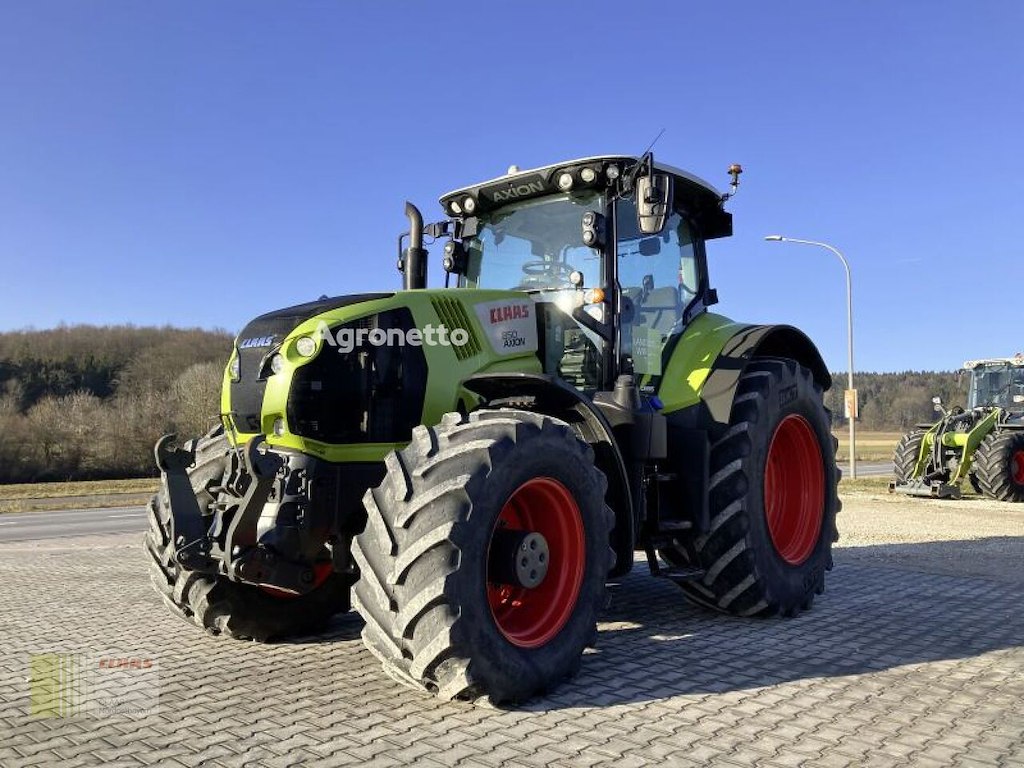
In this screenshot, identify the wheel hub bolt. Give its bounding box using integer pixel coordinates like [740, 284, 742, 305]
[514, 532, 549, 588]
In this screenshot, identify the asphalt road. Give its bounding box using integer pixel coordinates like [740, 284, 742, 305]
[846, 460, 890, 477]
[0, 461, 893, 543]
[0, 505, 146, 542]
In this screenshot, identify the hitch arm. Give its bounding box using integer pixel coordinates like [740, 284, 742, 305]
[155, 434, 219, 571]
[224, 436, 284, 582]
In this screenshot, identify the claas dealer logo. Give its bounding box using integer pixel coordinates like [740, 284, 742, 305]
[98, 658, 154, 669]
[487, 303, 530, 324]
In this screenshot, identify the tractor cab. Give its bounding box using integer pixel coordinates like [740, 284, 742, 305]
[433, 155, 736, 391]
[965, 357, 1024, 414]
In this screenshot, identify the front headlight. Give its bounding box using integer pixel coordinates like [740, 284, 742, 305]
[295, 336, 317, 358]
[229, 354, 240, 381]
[270, 353, 285, 375]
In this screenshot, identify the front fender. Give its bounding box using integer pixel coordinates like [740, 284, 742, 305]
[461, 372, 635, 576]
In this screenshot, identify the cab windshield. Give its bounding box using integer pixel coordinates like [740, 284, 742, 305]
[968, 364, 1024, 410]
[459, 191, 606, 391]
[460, 191, 604, 291]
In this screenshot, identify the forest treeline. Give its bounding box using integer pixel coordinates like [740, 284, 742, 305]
[0, 325, 969, 483]
[823, 370, 967, 432]
[0, 325, 231, 483]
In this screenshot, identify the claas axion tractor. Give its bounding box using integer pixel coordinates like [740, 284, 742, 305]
[891, 356, 1024, 501]
[148, 154, 841, 703]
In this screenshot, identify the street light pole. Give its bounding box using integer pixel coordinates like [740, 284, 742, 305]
[764, 235, 856, 479]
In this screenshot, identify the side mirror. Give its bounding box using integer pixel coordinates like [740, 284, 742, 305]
[932, 395, 944, 414]
[636, 173, 673, 235]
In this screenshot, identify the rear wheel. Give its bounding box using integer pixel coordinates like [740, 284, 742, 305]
[660, 358, 840, 616]
[352, 409, 613, 703]
[892, 430, 926, 483]
[973, 430, 1024, 502]
[145, 427, 351, 640]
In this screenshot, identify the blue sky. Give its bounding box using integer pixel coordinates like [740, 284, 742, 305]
[1, 2, 1021, 372]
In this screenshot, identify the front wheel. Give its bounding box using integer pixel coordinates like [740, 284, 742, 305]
[352, 409, 613, 703]
[892, 430, 926, 483]
[973, 430, 1024, 502]
[660, 358, 841, 617]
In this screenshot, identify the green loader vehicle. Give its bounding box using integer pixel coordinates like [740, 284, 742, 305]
[147, 154, 841, 703]
[890, 356, 1024, 500]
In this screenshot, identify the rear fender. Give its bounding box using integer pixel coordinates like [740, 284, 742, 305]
[660, 317, 830, 434]
[658, 321, 830, 533]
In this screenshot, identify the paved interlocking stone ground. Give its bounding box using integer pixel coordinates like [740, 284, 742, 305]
[1, 493, 1022, 767]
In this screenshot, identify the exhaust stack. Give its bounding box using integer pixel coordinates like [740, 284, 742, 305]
[402, 202, 428, 290]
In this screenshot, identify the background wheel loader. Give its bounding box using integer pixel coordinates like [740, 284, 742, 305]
[890, 355, 1024, 500]
[147, 154, 841, 703]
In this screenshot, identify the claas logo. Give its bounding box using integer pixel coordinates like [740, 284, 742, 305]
[488, 304, 530, 324]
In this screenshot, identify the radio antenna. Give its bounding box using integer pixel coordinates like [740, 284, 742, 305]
[640, 128, 665, 158]
[621, 128, 666, 194]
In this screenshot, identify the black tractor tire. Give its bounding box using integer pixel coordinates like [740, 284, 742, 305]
[145, 427, 351, 640]
[973, 430, 1024, 502]
[352, 409, 613, 704]
[892, 430, 926, 483]
[660, 358, 840, 617]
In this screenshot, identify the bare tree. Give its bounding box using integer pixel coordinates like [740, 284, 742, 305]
[172, 362, 224, 439]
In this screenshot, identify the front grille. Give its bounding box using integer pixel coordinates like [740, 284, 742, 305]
[430, 297, 482, 361]
[228, 293, 393, 434]
[287, 309, 427, 444]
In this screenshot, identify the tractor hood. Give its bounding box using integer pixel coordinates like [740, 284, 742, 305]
[223, 289, 544, 451]
[237, 294, 395, 348]
[230, 294, 393, 433]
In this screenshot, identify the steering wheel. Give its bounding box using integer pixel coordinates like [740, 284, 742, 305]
[521, 259, 576, 278]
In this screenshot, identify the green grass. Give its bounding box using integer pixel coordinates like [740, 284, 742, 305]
[0, 478, 158, 514]
[834, 430, 901, 462]
[0, 478, 158, 500]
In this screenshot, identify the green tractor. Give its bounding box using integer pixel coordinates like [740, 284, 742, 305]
[147, 154, 841, 703]
[891, 356, 1024, 501]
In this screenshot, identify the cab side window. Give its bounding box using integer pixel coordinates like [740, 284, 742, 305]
[616, 201, 699, 376]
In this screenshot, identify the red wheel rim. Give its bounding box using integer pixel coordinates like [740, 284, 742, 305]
[1013, 450, 1024, 485]
[764, 414, 825, 566]
[487, 477, 585, 649]
[259, 561, 333, 599]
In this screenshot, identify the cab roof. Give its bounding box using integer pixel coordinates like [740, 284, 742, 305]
[439, 155, 733, 240]
[963, 354, 1024, 369]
